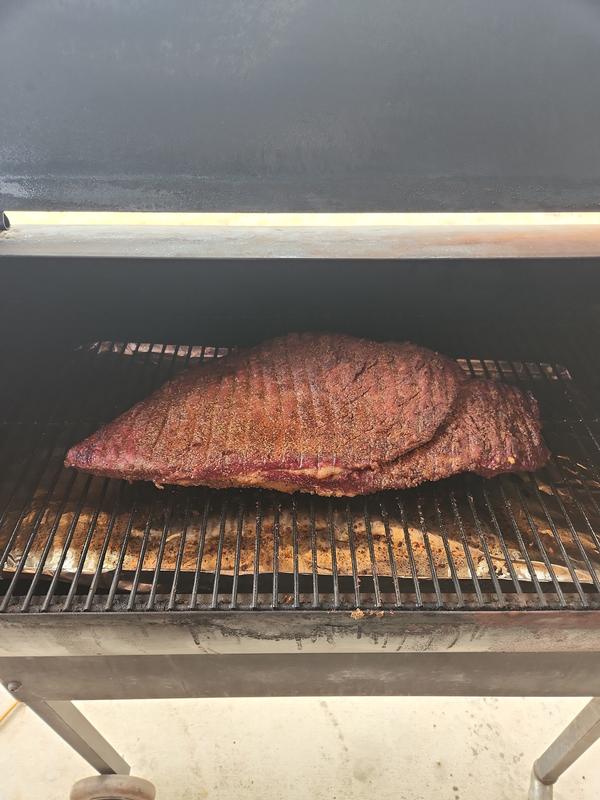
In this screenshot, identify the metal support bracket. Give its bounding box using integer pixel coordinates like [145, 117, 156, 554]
[528, 697, 600, 799]
[4, 680, 130, 775]
[4, 672, 600, 792]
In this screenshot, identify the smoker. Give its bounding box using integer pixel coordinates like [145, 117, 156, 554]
[3, 2, 600, 798]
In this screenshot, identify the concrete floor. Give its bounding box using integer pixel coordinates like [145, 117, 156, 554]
[1, 689, 599, 800]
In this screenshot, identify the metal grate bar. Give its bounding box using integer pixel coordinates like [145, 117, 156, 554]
[64, 477, 110, 611]
[147, 498, 175, 610]
[84, 483, 124, 611]
[479, 482, 522, 596]
[396, 495, 422, 608]
[449, 491, 485, 606]
[416, 497, 444, 609]
[271, 500, 280, 609]
[327, 501, 341, 609]
[379, 499, 402, 607]
[168, 495, 192, 611]
[189, 494, 211, 610]
[126, 501, 158, 610]
[251, 494, 263, 610]
[433, 494, 465, 607]
[362, 498, 382, 608]
[230, 497, 245, 610]
[309, 498, 319, 608]
[345, 502, 361, 609]
[210, 501, 229, 609]
[464, 485, 505, 606]
[105, 494, 139, 611]
[291, 496, 300, 609]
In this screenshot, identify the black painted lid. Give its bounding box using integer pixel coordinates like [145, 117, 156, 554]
[2, 0, 600, 212]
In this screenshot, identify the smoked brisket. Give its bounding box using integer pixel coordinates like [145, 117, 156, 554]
[65, 333, 548, 495]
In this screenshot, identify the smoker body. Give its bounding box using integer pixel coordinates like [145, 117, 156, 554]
[3, 1, 600, 796]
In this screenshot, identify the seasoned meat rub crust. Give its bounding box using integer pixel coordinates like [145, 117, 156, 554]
[65, 333, 467, 489]
[303, 380, 550, 496]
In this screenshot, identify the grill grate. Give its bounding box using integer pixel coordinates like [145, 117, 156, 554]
[2, 331, 600, 613]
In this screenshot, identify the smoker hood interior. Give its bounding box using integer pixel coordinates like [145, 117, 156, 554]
[3, 0, 600, 214]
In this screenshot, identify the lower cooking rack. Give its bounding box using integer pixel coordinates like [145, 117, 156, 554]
[2, 324, 600, 613]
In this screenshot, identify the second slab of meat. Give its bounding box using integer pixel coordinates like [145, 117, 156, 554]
[64, 333, 549, 495]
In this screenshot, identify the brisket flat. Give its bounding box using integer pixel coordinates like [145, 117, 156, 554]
[296, 380, 549, 495]
[65, 333, 548, 495]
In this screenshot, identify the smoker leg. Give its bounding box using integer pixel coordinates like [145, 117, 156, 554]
[527, 772, 553, 800]
[4, 681, 130, 775]
[527, 697, 600, 799]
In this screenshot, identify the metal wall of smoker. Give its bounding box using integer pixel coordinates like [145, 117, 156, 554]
[2, 0, 600, 211]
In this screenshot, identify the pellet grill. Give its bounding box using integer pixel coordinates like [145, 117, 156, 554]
[3, 2, 600, 798]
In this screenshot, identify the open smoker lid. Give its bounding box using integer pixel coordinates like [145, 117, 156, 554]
[1, 0, 600, 213]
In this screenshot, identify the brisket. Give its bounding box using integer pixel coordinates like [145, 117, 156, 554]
[65, 333, 548, 495]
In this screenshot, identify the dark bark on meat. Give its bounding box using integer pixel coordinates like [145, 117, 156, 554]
[65, 333, 548, 495]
